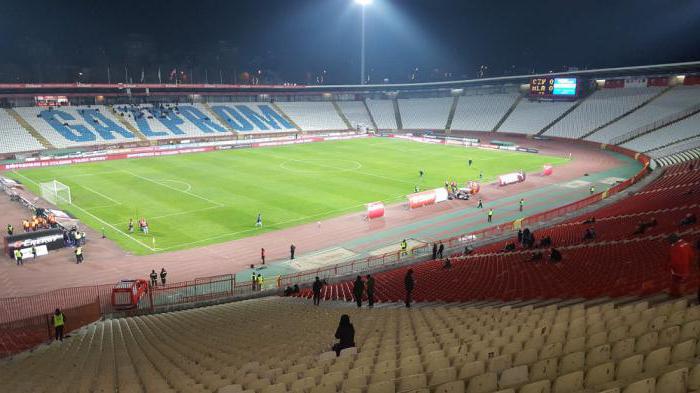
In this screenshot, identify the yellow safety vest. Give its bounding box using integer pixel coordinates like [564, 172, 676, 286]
[76, 248, 82, 256]
[53, 313, 64, 327]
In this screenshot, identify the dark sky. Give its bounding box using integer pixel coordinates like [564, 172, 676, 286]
[0, 0, 699, 83]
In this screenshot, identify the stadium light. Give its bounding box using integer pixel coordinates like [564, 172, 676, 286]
[354, 0, 373, 84]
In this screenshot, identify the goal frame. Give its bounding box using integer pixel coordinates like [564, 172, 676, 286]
[40, 180, 72, 205]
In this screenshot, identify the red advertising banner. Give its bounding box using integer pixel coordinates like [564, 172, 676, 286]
[498, 172, 525, 186]
[366, 202, 385, 219]
[407, 190, 437, 209]
[647, 77, 669, 87]
[684, 75, 700, 86]
[604, 79, 625, 89]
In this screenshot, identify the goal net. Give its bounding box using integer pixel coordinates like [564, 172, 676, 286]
[40, 180, 72, 205]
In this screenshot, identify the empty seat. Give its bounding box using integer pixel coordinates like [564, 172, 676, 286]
[553, 371, 584, 393]
[466, 372, 497, 393]
[498, 365, 528, 389]
[655, 367, 688, 393]
[622, 378, 655, 393]
[585, 362, 615, 388]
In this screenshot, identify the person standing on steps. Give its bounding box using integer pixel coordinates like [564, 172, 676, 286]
[160, 268, 167, 285]
[366, 274, 375, 308]
[353, 276, 365, 308]
[438, 242, 444, 259]
[487, 208, 494, 223]
[312, 276, 324, 306]
[290, 244, 296, 260]
[432, 243, 438, 260]
[404, 269, 415, 308]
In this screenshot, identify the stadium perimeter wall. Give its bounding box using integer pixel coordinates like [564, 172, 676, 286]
[0, 134, 650, 358]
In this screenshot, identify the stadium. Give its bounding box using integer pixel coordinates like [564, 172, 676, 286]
[1, 1, 700, 392]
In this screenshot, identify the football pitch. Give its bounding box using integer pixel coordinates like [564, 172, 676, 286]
[8, 138, 569, 255]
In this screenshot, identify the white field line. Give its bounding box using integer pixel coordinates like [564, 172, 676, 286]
[84, 203, 121, 211]
[109, 205, 222, 226]
[272, 154, 418, 186]
[157, 193, 407, 251]
[66, 170, 123, 179]
[79, 184, 122, 205]
[121, 170, 224, 207]
[12, 171, 155, 252]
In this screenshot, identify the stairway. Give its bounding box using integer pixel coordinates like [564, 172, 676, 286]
[201, 102, 236, 134]
[362, 99, 379, 131]
[580, 86, 675, 140]
[492, 95, 523, 132]
[331, 101, 352, 130]
[535, 96, 588, 136]
[5, 108, 55, 149]
[270, 102, 303, 133]
[444, 95, 460, 134]
[392, 99, 403, 130]
[108, 107, 149, 142]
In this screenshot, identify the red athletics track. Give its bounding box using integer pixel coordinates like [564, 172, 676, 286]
[0, 133, 630, 297]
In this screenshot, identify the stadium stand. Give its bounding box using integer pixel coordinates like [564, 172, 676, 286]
[113, 104, 231, 139]
[544, 87, 662, 139]
[14, 105, 138, 148]
[653, 145, 700, 167]
[451, 93, 519, 132]
[2, 295, 700, 393]
[497, 99, 579, 135]
[398, 97, 454, 130]
[0, 109, 45, 153]
[208, 103, 298, 133]
[366, 99, 398, 130]
[621, 111, 700, 153]
[587, 85, 700, 143]
[274, 101, 348, 131]
[337, 101, 373, 130]
[297, 160, 700, 303]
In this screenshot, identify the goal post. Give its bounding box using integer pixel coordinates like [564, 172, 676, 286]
[40, 180, 72, 205]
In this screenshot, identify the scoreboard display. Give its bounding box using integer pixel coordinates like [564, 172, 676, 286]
[530, 77, 578, 98]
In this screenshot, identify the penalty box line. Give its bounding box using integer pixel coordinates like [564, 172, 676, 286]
[11, 171, 156, 252]
[121, 170, 224, 208]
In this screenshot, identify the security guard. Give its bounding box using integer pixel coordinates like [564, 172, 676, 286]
[519, 198, 525, 212]
[53, 308, 65, 341]
[160, 268, 167, 285]
[257, 274, 264, 291]
[251, 272, 257, 291]
[6, 223, 13, 236]
[590, 185, 595, 194]
[149, 270, 158, 287]
[31, 245, 37, 259]
[488, 208, 494, 223]
[74, 231, 82, 245]
[14, 249, 23, 265]
[400, 239, 408, 256]
[75, 246, 83, 264]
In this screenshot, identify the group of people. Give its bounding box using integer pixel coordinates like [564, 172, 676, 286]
[19, 214, 56, 233]
[351, 275, 376, 308]
[128, 218, 149, 235]
[12, 245, 39, 265]
[251, 273, 265, 291]
[149, 268, 167, 287]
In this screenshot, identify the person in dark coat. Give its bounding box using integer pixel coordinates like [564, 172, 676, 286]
[437, 243, 444, 259]
[332, 314, 355, 356]
[290, 244, 296, 260]
[150, 270, 158, 287]
[404, 269, 415, 308]
[366, 274, 375, 308]
[517, 229, 523, 244]
[550, 248, 562, 262]
[312, 276, 323, 306]
[353, 276, 364, 308]
[432, 243, 438, 260]
[160, 268, 167, 285]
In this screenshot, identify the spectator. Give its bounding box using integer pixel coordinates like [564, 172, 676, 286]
[353, 276, 364, 308]
[464, 246, 473, 255]
[443, 258, 452, 269]
[583, 217, 596, 224]
[527, 233, 536, 249]
[432, 243, 437, 259]
[503, 242, 516, 252]
[517, 229, 523, 244]
[669, 234, 694, 297]
[332, 314, 355, 357]
[293, 284, 300, 293]
[284, 286, 293, 296]
[366, 274, 375, 308]
[583, 227, 596, 240]
[53, 308, 66, 342]
[529, 251, 543, 262]
[404, 269, 415, 308]
[312, 276, 323, 306]
[550, 248, 562, 263]
[680, 213, 697, 226]
[539, 236, 552, 248]
[437, 242, 444, 259]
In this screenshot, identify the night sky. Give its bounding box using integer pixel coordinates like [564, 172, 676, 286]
[0, 0, 698, 84]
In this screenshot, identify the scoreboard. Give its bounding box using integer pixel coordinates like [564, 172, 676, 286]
[530, 77, 579, 98]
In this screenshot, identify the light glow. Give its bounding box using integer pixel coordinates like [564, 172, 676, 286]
[355, 0, 373, 6]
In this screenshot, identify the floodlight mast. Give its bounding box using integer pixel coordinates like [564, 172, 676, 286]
[354, 0, 373, 84]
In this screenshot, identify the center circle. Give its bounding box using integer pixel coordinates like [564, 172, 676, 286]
[279, 159, 362, 174]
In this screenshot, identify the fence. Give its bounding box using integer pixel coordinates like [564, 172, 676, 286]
[0, 145, 651, 357]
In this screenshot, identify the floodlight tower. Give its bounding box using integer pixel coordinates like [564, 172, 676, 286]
[355, 0, 373, 84]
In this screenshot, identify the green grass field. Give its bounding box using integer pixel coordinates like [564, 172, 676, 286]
[8, 138, 569, 254]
